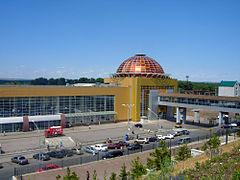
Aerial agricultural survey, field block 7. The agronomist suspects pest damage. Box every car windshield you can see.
[19,157,25,160]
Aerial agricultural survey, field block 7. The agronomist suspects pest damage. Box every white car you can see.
[230,123,237,127]
[92,144,108,152]
[157,135,165,140]
[135,137,149,144]
[163,134,174,139]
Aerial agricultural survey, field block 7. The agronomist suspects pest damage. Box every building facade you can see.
[218,81,240,97]
[0,54,177,133]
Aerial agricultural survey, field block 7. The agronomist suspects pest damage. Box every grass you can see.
[172,140,240,177]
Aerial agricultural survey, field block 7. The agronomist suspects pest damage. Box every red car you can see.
[118,141,129,147]
[107,143,121,149]
[36,164,60,172]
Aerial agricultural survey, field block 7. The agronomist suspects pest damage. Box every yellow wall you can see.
[105,77,178,121]
[0,86,130,121]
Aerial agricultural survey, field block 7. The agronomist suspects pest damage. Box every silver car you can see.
[84,146,99,154]
[72,147,84,155]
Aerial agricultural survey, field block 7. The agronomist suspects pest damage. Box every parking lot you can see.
[0,119,237,180]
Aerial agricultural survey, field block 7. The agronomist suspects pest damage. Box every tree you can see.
[103,170,107,180]
[130,157,147,179]
[175,143,191,161]
[93,169,97,180]
[207,132,221,151]
[58,167,79,180]
[147,140,171,170]
[109,172,117,180]
[31,77,48,85]
[119,163,129,180]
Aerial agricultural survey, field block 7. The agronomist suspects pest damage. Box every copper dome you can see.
[116,54,164,74]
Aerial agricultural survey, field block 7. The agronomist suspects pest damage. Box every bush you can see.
[175,143,191,161]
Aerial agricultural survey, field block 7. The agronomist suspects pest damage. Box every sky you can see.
[0,0,239,82]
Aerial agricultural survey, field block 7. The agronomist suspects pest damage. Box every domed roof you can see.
[116,54,164,74]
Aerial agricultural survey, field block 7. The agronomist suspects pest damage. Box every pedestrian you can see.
[3,131,6,136]
[136,134,139,139]
[47,144,50,151]
[132,130,135,134]
[86,171,90,180]
[89,125,91,129]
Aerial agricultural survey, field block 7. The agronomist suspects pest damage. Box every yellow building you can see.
[0,54,177,133]
[105,54,177,122]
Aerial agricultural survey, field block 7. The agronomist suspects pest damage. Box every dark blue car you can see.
[134,123,143,128]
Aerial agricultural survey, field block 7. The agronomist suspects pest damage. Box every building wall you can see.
[105,77,178,121]
[0,86,130,122]
[219,86,235,97]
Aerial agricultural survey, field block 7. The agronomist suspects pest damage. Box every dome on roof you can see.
[116,54,164,74]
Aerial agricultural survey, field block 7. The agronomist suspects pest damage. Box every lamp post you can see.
[122,104,135,134]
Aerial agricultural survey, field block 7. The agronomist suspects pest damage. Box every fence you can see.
[13,128,238,176]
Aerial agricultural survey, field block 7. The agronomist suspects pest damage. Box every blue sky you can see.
[0,0,239,82]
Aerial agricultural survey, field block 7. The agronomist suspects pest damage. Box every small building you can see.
[218,81,240,97]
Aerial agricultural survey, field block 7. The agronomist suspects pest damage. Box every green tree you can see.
[207,132,221,151]
[31,77,48,85]
[48,78,57,85]
[109,172,117,180]
[119,163,129,180]
[175,143,191,161]
[93,169,97,180]
[147,140,171,170]
[61,167,79,180]
[104,170,107,180]
[130,157,147,179]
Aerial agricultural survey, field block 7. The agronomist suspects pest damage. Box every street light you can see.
[122,104,135,134]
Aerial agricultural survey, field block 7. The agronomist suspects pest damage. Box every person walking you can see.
[47,144,50,152]
[86,171,90,180]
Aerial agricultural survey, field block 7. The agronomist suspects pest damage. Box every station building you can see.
[0,54,177,133]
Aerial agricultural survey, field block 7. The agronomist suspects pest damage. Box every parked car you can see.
[92,144,108,152]
[135,137,149,144]
[134,123,143,128]
[102,150,123,159]
[236,122,240,126]
[172,131,183,137]
[181,130,190,135]
[36,164,60,172]
[84,146,99,154]
[72,147,84,155]
[163,134,174,139]
[148,136,158,142]
[178,137,191,144]
[47,151,64,158]
[33,153,50,161]
[127,143,142,150]
[221,124,233,128]
[60,149,73,157]
[108,143,121,149]
[118,141,129,147]
[11,156,28,165]
[175,123,182,128]
[157,135,166,140]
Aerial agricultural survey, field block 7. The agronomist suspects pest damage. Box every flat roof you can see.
[159,93,240,102]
